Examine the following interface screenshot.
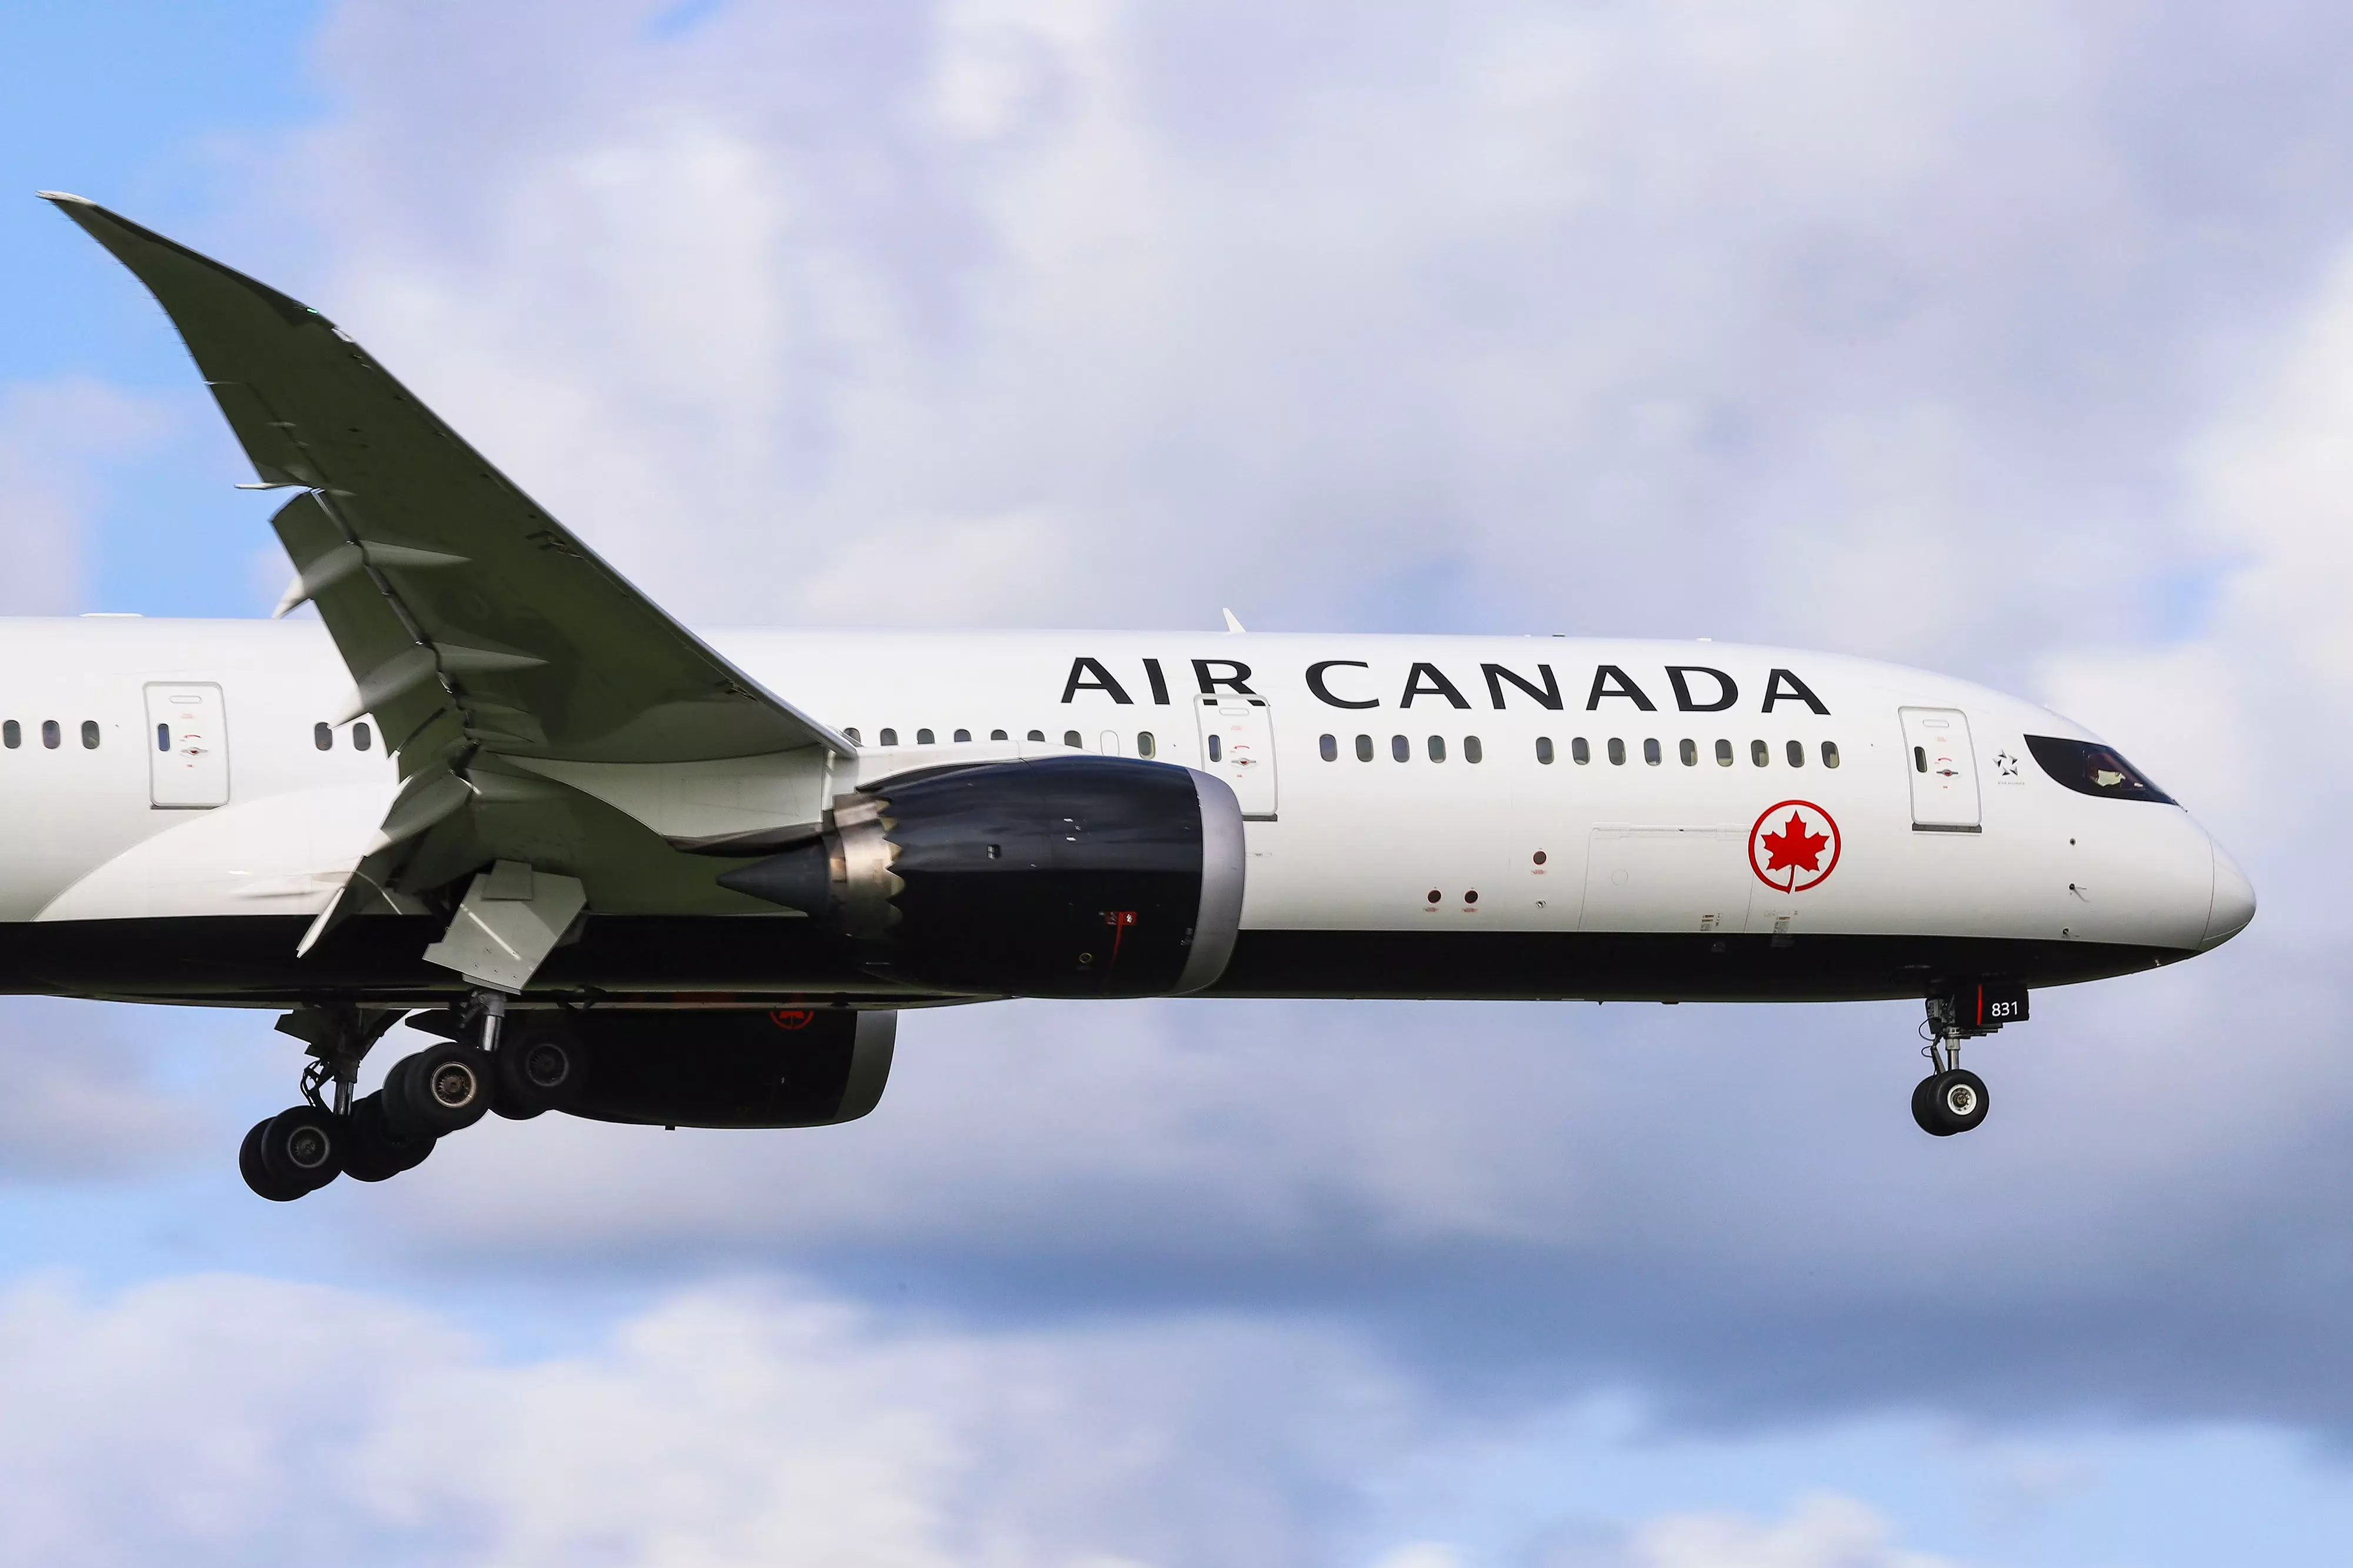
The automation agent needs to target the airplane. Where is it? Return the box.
[11,194,2254,1200]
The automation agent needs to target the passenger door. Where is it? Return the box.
[145,683,229,809]
[1195,694,1278,819]
[1899,706,1979,832]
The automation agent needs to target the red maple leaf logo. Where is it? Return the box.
[1759,811,1829,876]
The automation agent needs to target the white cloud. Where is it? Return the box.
[0,1270,1409,1568]
[1628,1494,1954,1568]
[238,0,2277,670]
[0,998,185,1178]
[0,377,167,615]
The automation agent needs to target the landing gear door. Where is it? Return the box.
[1196,695,1278,820]
[145,682,229,809]
[1899,706,1979,832]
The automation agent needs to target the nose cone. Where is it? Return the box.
[2204,839,2257,948]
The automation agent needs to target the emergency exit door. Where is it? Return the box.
[1899,706,1978,832]
[145,683,229,809]
[1196,694,1278,819]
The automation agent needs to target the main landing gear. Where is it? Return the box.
[1910,982,2028,1138]
[239,994,581,1202]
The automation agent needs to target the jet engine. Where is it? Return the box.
[718,756,1247,997]
[504,1006,898,1129]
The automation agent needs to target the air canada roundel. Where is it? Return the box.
[1748,800,1841,893]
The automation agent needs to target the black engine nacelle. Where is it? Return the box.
[718,756,1247,997]
[508,1006,897,1129]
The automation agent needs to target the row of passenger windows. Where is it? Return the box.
[2,720,100,750]
[1319,733,1841,769]
[313,722,375,752]
[1319,733,1487,763]
[842,726,1159,759]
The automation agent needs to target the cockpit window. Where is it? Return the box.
[2024,735,2175,804]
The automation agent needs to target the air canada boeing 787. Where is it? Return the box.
[15,194,2254,1199]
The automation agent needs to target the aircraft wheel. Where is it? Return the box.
[494,1032,579,1120]
[262,1105,344,1192]
[239,1118,306,1201]
[342,1091,435,1182]
[1912,1069,1989,1137]
[385,1044,493,1139]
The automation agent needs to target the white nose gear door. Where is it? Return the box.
[145,683,229,808]
[1899,706,1979,832]
[1196,694,1278,819]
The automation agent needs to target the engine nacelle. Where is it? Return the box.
[511,1006,897,1129]
[718,756,1247,997]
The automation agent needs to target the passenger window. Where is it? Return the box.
[1572,737,1591,765]
[1320,733,1338,762]
[1063,730,1082,749]
[81,720,99,750]
[354,723,372,752]
[1643,738,1660,765]
[1428,736,1447,762]
[1536,736,1554,764]
[3,720,18,749]
[1751,739,1768,766]
[991,729,1009,741]
[1208,734,1222,761]
[1608,738,1626,766]
[879,728,898,746]
[1786,739,1804,768]
[1715,739,1733,766]
[154,723,166,752]
[916,728,936,745]
[954,729,971,743]
[1679,738,1697,766]
[1027,729,1045,742]
[844,727,862,745]
[315,722,333,751]
[1357,735,1374,762]
[1137,732,1156,758]
[1392,735,1409,762]
[1464,736,1482,763]
[1821,741,1839,768]
[42,720,59,750]
[1914,745,1926,773]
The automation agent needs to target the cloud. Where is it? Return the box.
[236,0,2353,670]
[1622,1494,1955,1568]
[0,376,167,615]
[0,1270,1417,1568]
[0,998,186,1179]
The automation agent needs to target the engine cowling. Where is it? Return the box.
[511,1006,896,1129]
[718,756,1247,997]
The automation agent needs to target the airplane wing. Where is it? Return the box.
[44,193,851,977]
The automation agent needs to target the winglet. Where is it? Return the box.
[1222,608,1247,633]
[36,191,93,206]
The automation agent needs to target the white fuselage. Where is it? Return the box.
[0,617,2251,1006]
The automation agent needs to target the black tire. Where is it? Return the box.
[494,1030,579,1120]
[342,1091,435,1182]
[262,1105,344,1192]
[239,1117,305,1202]
[385,1043,493,1138]
[1915,1069,1989,1136]
[1911,1074,1942,1135]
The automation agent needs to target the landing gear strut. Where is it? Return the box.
[239,993,510,1202]
[1910,982,2027,1137]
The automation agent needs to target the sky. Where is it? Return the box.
[4,1,2353,1563]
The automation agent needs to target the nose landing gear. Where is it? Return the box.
[1911,982,2026,1137]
